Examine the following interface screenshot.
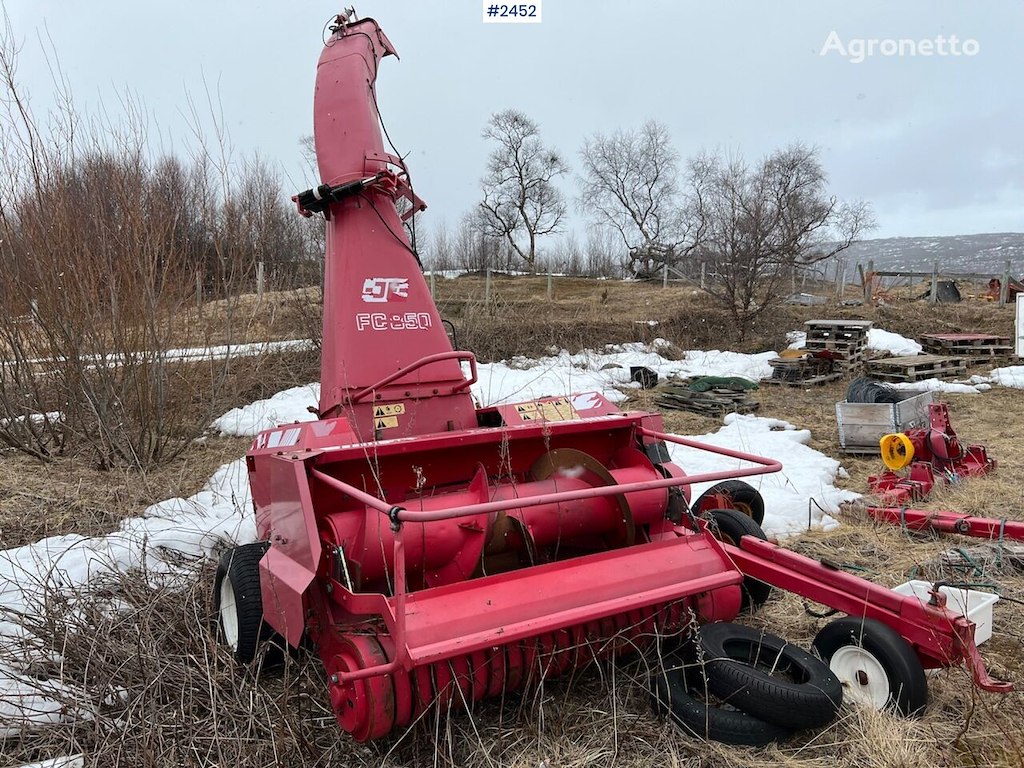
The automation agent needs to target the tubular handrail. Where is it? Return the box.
[349,351,477,404]
[310,427,782,524]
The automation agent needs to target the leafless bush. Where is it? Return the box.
[0,563,352,767]
[0,23,317,468]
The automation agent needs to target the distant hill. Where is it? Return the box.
[834,233,1024,277]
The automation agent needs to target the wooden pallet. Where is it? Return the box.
[763,370,842,387]
[805,331,870,345]
[920,333,1013,358]
[804,343,866,363]
[656,383,759,417]
[805,319,873,332]
[767,356,842,386]
[864,354,966,382]
[805,338,867,352]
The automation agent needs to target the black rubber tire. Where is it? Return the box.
[650,657,793,747]
[696,480,765,525]
[213,542,282,665]
[705,509,773,612]
[812,617,928,717]
[697,622,843,730]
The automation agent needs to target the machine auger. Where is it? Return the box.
[213,10,1011,742]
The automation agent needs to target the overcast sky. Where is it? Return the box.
[7,1,1023,240]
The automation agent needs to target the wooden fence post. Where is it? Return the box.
[547,270,553,300]
[700,262,706,290]
[662,263,668,288]
[196,269,203,314]
[930,263,938,304]
[485,269,492,307]
[1000,260,1011,306]
[429,270,436,298]
[256,261,265,298]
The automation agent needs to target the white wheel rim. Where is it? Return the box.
[219,577,240,651]
[830,645,891,709]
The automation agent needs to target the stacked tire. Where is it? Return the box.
[651,622,844,747]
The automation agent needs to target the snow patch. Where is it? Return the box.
[989,365,1024,389]
[0,459,255,734]
[866,329,922,357]
[212,383,320,436]
[889,378,988,394]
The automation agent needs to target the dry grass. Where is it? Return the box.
[3,278,1024,766]
[6,564,1022,768]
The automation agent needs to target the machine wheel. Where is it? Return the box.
[696,480,765,525]
[213,542,281,665]
[705,509,772,611]
[696,622,843,730]
[812,617,928,716]
[650,657,793,746]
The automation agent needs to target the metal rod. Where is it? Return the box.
[348,351,478,403]
[312,429,783,524]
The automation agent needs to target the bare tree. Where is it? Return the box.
[584,225,625,278]
[478,109,567,271]
[578,121,690,276]
[686,144,875,338]
[422,220,455,272]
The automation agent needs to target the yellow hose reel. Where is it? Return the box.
[879,432,915,471]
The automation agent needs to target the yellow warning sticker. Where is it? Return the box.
[374,403,406,417]
[374,416,400,430]
[517,397,576,422]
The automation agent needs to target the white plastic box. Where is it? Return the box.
[892,580,999,645]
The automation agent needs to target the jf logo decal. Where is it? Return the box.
[362,277,410,303]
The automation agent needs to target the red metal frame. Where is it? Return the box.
[726,536,1010,693]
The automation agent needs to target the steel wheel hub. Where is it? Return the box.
[830,645,890,709]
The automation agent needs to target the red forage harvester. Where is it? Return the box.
[213,11,1011,741]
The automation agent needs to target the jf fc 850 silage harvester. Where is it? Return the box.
[212,10,1011,741]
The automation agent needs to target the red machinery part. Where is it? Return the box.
[867,506,1024,542]
[868,402,995,505]
[231,11,1013,742]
